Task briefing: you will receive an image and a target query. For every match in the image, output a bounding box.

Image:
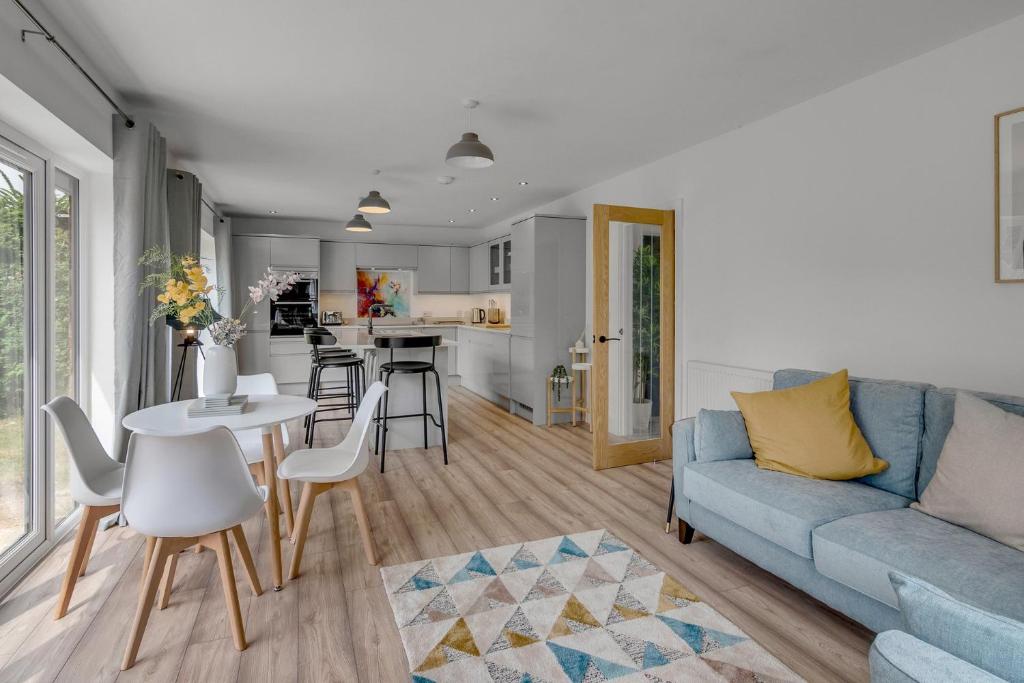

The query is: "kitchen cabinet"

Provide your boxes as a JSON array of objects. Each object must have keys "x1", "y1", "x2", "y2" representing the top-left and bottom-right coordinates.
[
  {"x1": 469, "y1": 243, "x2": 489, "y2": 293},
  {"x1": 320, "y1": 241, "x2": 357, "y2": 291},
  {"x1": 232, "y1": 236, "x2": 271, "y2": 330},
  {"x1": 487, "y1": 234, "x2": 512, "y2": 291},
  {"x1": 509, "y1": 215, "x2": 586, "y2": 425},
  {"x1": 458, "y1": 327, "x2": 510, "y2": 405},
  {"x1": 269, "y1": 237, "x2": 319, "y2": 270},
  {"x1": 450, "y1": 247, "x2": 470, "y2": 293},
  {"x1": 355, "y1": 243, "x2": 418, "y2": 269},
  {"x1": 236, "y1": 330, "x2": 270, "y2": 375},
  {"x1": 416, "y1": 246, "x2": 452, "y2": 293}
]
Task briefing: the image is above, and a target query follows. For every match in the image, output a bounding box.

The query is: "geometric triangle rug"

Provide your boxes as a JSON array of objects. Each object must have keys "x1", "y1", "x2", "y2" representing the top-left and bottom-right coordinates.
[{"x1": 381, "y1": 529, "x2": 804, "y2": 682}]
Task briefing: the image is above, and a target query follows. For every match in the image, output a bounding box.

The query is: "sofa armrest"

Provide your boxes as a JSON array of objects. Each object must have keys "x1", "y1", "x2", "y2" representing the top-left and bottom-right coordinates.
[
  {"x1": 670, "y1": 418, "x2": 696, "y2": 522},
  {"x1": 869, "y1": 631, "x2": 1004, "y2": 683}
]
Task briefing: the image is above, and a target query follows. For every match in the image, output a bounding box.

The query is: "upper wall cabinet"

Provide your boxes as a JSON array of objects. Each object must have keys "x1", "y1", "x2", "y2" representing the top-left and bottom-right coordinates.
[
  {"x1": 355, "y1": 243, "x2": 418, "y2": 269},
  {"x1": 451, "y1": 247, "x2": 470, "y2": 294},
  {"x1": 320, "y1": 241, "x2": 357, "y2": 292},
  {"x1": 469, "y1": 243, "x2": 489, "y2": 293},
  {"x1": 487, "y1": 234, "x2": 512, "y2": 291},
  {"x1": 417, "y1": 246, "x2": 452, "y2": 293},
  {"x1": 269, "y1": 237, "x2": 319, "y2": 270}
]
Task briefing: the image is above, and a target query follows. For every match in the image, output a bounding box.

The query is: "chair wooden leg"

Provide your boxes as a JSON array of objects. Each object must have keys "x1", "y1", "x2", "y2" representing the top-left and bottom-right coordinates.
[
  {"x1": 288, "y1": 482, "x2": 322, "y2": 580},
  {"x1": 78, "y1": 523, "x2": 97, "y2": 578},
  {"x1": 341, "y1": 478, "x2": 378, "y2": 565},
  {"x1": 55, "y1": 505, "x2": 103, "y2": 619},
  {"x1": 139, "y1": 535, "x2": 157, "y2": 601},
  {"x1": 273, "y1": 424, "x2": 295, "y2": 539},
  {"x1": 123, "y1": 537, "x2": 186, "y2": 670},
  {"x1": 157, "y1": 551, "x2": 178, "y2": 610},
  {"x1": 210, "y1": 530, "x2": 246, "y2": 651},
  {"x1": 231, "y1": 525, "x2": 262, "y2": 596}
]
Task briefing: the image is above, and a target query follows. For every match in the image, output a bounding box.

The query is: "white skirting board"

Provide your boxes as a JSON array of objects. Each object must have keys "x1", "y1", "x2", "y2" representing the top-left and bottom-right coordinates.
[{"x1": 684, "y1": 361, "x2": 772, "y2": 417}]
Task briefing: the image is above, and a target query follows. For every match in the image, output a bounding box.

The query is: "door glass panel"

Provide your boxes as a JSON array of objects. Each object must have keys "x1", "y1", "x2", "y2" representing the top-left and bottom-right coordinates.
[
  {"x1": 53, "y1": 172, "x2": 77, "y2": 523},
  {"x1": 0, "y1": 157, "x2": 31, "y2": 554},
  {"x1": 502, "y1": 239, "x2": 511, "y2": 284},
  {"x1": 606, "y1": 221, "x2": 660, "y2": 444}
]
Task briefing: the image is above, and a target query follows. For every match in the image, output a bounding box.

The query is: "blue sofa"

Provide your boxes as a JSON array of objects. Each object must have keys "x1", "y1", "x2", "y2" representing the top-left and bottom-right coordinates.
[{"x1": 671, "y1": 369, "x2": 1024, "y2": 637}]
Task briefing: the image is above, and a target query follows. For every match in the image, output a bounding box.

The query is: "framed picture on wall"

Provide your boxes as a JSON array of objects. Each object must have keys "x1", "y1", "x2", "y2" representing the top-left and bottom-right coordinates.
[{"x1": 995, "y1": 107, "x2": 1024, "y2": 282}]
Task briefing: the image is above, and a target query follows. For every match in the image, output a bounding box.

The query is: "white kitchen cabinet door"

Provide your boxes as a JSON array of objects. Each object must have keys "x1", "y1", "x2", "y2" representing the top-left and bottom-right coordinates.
[
  {"x1": 355, "y1": 243, "x2": 418, "y2": 269},
  {"x1": 450, "y1": 247, "x2": 470, "y2": 293},
  {"x1": 320, "y1": 241, "x2": 357, "y2": 291},
  {"x1": 269, "y1": 237, "x2": 320, "y2": 270},
  {"x1": 469, "y1": 243, "x2": 489, "y2": 293},
  {"x1": 510, "y1": 335, "x2": 534, "y2": 408},
  {"x1": 236, "y1": 330, "x2": 270, "y2": 374},
  {"x1": 232, "y1": 236, "x2": 271, "y2": 330},
  {"x1": 510, "y1": 220, "x2": 534, "y2": 336},
  {"x1": 488, "y1": 332, "x2": 511, "y2": 398},
  {"x1": 416, "y1": 246, "x2": 452, "y2": 293}
]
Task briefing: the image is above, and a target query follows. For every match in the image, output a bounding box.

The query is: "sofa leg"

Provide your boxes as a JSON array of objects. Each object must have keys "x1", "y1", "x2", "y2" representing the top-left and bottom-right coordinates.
[{"x1": 678, "y1": 519, "x2": 694, "y2": 545}]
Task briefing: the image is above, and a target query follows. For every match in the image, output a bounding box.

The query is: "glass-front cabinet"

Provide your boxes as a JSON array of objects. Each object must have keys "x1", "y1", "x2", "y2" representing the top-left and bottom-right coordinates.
[{"x1": 487, "y1": 234, "x2": 512, "y2": 291}]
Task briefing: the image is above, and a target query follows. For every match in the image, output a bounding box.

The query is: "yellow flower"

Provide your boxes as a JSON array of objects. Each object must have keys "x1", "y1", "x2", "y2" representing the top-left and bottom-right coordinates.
[
  {"x1": 179, "y1": 305, "x2": 197, "y2": 324},
  {"x1": 157, "y1": 292, "x2": 170, "y2": 304},
  {"x1": 181, "y1": 256, "x2": 197, "y2": 267},
  {"x1": 194, "y1": 300, "x2": 205, "y2": 311}
]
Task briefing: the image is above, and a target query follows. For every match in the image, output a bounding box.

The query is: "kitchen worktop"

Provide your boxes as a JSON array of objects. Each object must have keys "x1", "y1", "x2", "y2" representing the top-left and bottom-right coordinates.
[{"x1": 323, "y1": 322, "x2": 511, "y2": 335}]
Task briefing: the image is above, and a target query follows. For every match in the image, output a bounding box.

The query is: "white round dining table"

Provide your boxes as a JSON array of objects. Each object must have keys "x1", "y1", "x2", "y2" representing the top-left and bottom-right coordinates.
[{"x1": 123, "y1": 394, "x2": 316, "y2": 590}]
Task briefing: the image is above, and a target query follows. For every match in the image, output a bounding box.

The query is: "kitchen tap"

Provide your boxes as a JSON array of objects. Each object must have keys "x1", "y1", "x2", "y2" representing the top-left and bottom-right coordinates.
[{"x1": 367, "y1": 302, "x2": 393, "y2": 335}]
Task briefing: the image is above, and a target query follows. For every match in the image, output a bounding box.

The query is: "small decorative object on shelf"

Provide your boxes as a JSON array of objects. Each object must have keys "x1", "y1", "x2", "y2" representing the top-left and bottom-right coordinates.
[{"x1": 139, "y1": 248, "x2": 299, "y2": 402}]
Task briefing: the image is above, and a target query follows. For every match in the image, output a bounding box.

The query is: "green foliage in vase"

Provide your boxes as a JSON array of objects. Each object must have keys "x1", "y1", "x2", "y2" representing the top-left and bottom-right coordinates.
[{"x1": 632, "y1": 238, "x2": 660, "y2": 404}]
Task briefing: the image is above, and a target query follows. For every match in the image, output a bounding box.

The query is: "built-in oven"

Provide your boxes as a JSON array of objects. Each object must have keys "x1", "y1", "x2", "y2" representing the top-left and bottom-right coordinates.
[{"x1": 270, "y1": 270, "x2": 319, "y2": 336}]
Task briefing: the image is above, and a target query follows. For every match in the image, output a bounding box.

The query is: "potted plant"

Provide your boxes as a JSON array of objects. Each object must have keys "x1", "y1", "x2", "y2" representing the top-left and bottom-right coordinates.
[
  {"x1": 551, "y1": 364, "x2": 570, "y2": 403},
  {"x1": 139, "y1": 247, "x2": 299, "y2": 395},
  {"x1": 631, "y1": 241, "x2": 659, "y2": 433}
]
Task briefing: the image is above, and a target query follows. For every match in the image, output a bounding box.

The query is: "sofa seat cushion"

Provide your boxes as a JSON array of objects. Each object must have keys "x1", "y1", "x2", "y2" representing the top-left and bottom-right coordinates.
[
  {"x1": 812, "y1": 508, "x2": 1024, "y2": 622},
  {"x1": 682, "y1": 459, "x2": 911, "y2": 559}
]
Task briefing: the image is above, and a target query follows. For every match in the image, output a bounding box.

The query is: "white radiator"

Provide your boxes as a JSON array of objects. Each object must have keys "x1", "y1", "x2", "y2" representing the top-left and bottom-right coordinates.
[{"x1": 684, "y1": 361, "x2": 773, "y2": 416}]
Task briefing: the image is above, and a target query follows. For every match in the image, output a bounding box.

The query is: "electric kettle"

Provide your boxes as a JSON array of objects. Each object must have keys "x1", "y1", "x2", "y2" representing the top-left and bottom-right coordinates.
[{"x1": 470, "y1": 308, "x2": 486, "y2": 324}]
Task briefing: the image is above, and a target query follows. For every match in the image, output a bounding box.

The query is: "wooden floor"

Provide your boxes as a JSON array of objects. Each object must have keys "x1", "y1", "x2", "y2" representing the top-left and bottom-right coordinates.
[{"x1": 0, "y1": 387, "x2": 873, "y2": 682}]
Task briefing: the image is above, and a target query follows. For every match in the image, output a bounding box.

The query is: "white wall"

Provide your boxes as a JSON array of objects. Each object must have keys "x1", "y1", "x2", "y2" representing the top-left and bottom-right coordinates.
[{"x1": 483, "y1": 14, "x2": 1024, "y2": 398}]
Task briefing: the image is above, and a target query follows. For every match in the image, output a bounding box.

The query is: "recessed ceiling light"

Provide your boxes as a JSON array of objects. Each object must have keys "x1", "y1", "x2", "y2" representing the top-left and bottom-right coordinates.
[
  {"x1": 490, "y1": 196, "x2": 499, "y2": 201},
  {"x1": 269, "y1": 210, "x2": 279, "y2": 214},
  {"x1": 518, "y1": 181, "x2": 528, "y2": 186},
  {"x1": 468, "y1": 208, "x2": 476, "y2": 213},
  {"x1": 437, "y1": 175, "x2": 455, "y2": 185},
  {"x1": 449, "y1": 219, "x2": 455, "y2": 223}
]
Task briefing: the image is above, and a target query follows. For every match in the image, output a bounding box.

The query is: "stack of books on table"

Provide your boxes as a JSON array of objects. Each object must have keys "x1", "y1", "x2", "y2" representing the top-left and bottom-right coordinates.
[{"x1": 187, "y1": 394, "x2": 248, "y2": 418}]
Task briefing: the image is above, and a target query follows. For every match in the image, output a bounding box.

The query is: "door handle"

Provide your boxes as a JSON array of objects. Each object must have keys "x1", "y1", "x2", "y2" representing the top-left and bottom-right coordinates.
[{"x1": 597, "y1": 335, "x2": 620, "y2": 343}]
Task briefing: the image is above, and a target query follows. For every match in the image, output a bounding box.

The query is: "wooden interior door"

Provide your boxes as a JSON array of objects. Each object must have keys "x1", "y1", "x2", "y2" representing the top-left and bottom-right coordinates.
[{"x1": 592, "y1": 205, "x2": 675, "y2": 469}]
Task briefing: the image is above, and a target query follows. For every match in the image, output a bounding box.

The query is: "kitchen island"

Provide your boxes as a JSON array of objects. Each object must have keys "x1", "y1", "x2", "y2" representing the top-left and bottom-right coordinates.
[{"x1": 328, "y1": 329, "x2": 452, "y2": 450}]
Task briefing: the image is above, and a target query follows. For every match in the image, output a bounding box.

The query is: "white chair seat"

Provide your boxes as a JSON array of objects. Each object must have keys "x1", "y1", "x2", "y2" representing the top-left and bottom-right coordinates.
[
  {"x1": 277, "y1": 446, "x2": 360, "y2": 484},
  {"x1": 77, "y1": 466, "x2": 125, "y2": 507}
]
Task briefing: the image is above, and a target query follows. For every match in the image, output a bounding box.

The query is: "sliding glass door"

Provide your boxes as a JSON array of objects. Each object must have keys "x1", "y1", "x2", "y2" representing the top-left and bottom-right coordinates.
[
  {"x1": 0, "y1": 139, "x2": 45, "y2": 570},
  {"x1": 0, "y1": 133, "x2": 81, "y2": 589}
]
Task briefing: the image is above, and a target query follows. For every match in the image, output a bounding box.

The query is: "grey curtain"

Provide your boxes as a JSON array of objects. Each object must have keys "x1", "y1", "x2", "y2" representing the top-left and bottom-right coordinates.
[
  {"x1": 214, "y1": 216, "x2": 233, "y2": 317},
  {"x1": 112, "y1": 118, "x2": 170, "y2": 461},
  {"x1": 166, "y1": 170, "x2": 203, "y2": 399}
]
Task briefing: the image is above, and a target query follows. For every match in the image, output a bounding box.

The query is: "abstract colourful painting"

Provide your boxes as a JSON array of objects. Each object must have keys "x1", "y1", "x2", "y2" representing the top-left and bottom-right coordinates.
[{"x1": 357, "y1": 269, "x2": 411, "y2": 317}]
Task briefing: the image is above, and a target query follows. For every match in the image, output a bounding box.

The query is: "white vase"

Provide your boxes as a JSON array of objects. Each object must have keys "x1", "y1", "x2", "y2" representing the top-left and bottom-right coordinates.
[{"x1": 203, "y1": 344, "x2": 238, "y2": 396}]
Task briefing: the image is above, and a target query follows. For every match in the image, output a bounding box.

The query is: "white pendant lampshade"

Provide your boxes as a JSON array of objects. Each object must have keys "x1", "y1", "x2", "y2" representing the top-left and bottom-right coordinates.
[
  {"x1": 357, "y1": 190, "x2": 391, "y2": 214},
  {"x1": 345, "y1": 214, "x2": 372, "y2": 232},
  {"x1": 445, "y1": 132, "x2": 494, "y2": 169}
]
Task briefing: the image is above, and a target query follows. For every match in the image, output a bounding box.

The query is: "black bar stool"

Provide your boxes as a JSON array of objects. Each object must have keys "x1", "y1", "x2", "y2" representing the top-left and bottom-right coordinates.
[
  {"x1": 304, "y1": 328, "x2": 365, "y2": 446},
  {"x1": 373, "y1": 334, "x2": 448, "y2": 472}
]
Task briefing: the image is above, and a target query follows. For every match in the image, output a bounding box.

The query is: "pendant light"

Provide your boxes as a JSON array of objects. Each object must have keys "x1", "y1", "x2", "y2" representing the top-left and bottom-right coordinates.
[
  {"x1": 357, "y1": 190, "x2": 391, "y2": 214},
  {"x1": 445, "y1": 99, "x2": 494, "y2": 169},
  {"x1": 345, "y1": 214, "x2": 372, "y2": 232}
]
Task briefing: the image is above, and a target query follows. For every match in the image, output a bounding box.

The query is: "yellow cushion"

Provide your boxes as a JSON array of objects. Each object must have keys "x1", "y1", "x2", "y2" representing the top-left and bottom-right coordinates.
[{"x1": 731, "y1": 369, "x2": 888, "y2": 480}]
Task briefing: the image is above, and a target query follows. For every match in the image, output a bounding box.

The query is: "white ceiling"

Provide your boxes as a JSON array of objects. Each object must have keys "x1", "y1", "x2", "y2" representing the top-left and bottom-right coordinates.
[{"x1": 40, "y1": 0, "x2": 1024, "y2": 230}]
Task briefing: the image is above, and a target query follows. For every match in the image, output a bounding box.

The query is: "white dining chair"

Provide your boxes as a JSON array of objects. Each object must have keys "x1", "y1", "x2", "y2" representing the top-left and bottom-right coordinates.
[
  {"x1": 120, "y1": 426, "x2": 265, "y2": 670},
  {"x1": 277, "y1": 382, "x2": 387, "y2": 580},
  {"x1": 225, "y1": 373, "x2": 296, "y2": 536},
  {"x1": 41, "y1": 396, "x2": 124, "y2": 620}
]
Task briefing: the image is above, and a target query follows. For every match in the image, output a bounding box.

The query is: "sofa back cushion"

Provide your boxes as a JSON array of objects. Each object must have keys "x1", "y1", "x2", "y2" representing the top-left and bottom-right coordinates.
[
  {"x1": 922, "y1": 387, "x2": 1024, "y2": 496},
  {"x1": 694, "y1": 409, "x2": 753, "y2": 462},
  {"x1": 773, "y1": 369, "x2": 930, "y2": 498}
]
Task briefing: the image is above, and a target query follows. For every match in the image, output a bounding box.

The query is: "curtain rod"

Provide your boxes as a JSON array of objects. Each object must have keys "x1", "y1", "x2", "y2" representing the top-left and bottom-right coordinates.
[{"x1": 10, "y1": 0, "x2": 134, "y2": 128}]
